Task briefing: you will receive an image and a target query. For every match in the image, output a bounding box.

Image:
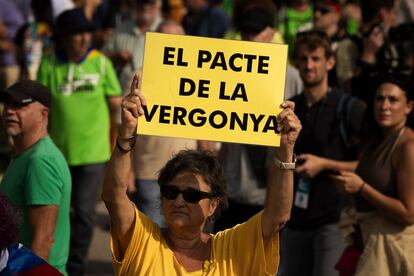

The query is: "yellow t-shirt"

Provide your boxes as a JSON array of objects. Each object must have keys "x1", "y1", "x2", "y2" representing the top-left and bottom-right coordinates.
[{"x1": 110, "y1": 208, "x2": 279, "y2": 275}]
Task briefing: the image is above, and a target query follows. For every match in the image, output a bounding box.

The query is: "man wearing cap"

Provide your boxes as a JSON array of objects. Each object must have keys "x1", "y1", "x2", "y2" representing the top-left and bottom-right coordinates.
[
  {"x1": 36, "y1": 8, "x2": 121, "y2": 276},
  {"x1": 0, "y1": 80, "x2": 71, "y2": 276},
  {"x1": 312, "y1": 0, "x2": 347, "y2": 88}
]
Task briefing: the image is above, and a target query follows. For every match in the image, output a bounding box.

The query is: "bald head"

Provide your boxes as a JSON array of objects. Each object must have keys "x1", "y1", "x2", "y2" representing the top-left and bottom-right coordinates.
[{"x1": 157, "y1": 20, "x2": 185, "y2": 35}]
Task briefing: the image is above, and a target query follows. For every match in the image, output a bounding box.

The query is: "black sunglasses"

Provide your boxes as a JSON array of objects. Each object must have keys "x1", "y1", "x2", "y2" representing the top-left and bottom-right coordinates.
[
  {"x1": 314, "y1": 5, "x2": 331, "y2": 15},
  {"x1": 160, "y1": 185, "x2": 214, "y2": 204}
]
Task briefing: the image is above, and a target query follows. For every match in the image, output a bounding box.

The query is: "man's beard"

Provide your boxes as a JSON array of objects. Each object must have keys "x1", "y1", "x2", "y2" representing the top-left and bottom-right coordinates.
[
  {"x1": 5, "y1": 127, "x2": 22, "y2": 137},
  {"x1": 303, "y1": 75, "x2": 324, "y2": 88}
]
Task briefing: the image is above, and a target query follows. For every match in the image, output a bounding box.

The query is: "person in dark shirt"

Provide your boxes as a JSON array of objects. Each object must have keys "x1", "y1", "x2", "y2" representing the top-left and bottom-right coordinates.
[
  {"x1": 182, "y1": 0, "x2": 229, "y2": 38},
  {"x1": 336, "y1": 0, "x2": 399, "y2": 97},
  {"x1": 279, "y1": 30, "x2": 365, "y2": 276}
]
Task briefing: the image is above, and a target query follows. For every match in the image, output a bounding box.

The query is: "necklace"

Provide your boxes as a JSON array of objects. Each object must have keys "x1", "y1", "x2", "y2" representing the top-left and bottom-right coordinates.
[{"x1": 163, "y1": 229, "x2": 212, "y2": 273}]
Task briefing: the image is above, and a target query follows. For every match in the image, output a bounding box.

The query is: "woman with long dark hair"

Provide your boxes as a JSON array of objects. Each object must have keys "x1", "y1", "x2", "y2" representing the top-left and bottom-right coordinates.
[{"x1": 333, "y1": 72, "x2": 414, "y2": 275}]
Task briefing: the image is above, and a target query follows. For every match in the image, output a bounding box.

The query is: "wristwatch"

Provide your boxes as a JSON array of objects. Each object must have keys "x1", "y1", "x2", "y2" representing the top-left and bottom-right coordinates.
[{"x1": 274, "y1": 154, "x2": 296, "y2": 170}]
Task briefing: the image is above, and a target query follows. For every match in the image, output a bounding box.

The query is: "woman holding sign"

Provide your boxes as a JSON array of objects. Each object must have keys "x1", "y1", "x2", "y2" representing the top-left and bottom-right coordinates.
[{"x1": 102, "y1": 73, "x2": 302, "y2": 275}]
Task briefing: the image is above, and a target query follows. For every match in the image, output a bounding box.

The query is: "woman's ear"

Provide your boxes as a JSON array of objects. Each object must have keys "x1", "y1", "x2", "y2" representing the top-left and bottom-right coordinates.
[
  {"x1": 208, "y1": 199, "x2": 220, "y2": 217},
  {"x1": 405, "y1": 100, "x2": 413, "y2": 115}
]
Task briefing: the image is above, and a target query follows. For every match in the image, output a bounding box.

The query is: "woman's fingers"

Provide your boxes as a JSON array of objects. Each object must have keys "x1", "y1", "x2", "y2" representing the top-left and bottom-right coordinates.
[
  {"x1": 136, "y1": 90, "x2": 146, "y2": 108},
  {"x1": 330, "y1": 175, "x2": 351, "y2": 193},
  {"x1": 129, "y1": 72, "x2": 146, "y2": 104},
  {"x1": 277, "y1": 101, "x2": 296, "y2": 124},
  {"x1": 330, "y1": 174, "x2": 344, "y2": 182},
  {"x1": 125, "y1": 72, "x2": 146, "y2": 116},
  {"x1": 122, "y1": 100, "x2": 140, "y2": 118},
  {"x1": 130, "y1": 72, "x2": 140, "y2": 95},
  {"x1": 278, "y1": 109, "x2": 300, "y2": 133},
  {"x1": 280, "y1": 100, "x2": 295, "y2": 111}
]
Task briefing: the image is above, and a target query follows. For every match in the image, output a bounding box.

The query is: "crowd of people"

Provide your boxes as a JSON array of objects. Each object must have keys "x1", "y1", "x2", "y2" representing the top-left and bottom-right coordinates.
[{"x1": 0, "y1": 0, "x2": 414, "y2": 275}]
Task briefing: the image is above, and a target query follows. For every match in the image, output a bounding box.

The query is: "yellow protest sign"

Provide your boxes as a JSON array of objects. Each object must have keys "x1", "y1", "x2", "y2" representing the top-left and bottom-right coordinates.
[{"x1": 138, "y1": 32, "x2": 288, "y2": 146}]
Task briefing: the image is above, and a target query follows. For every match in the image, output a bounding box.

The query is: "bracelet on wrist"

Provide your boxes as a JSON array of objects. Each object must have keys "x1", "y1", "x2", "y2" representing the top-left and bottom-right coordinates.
[
  {"x1": 116, "y1": 136, "x2": 136, "y2": 153},
  {"x1": 118, "y1": 131, "x2": 136, "y2": 141},
  {"x1": 357, "y1": 181, "x2": 366, "y2": 196},
  {"x1": 274, "y1": 154, "x2": 296, "y2": 170}
]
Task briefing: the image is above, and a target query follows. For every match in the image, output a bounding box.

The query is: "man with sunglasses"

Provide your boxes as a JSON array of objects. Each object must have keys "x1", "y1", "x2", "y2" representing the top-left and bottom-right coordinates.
[
  {"x1": 313, "y1": 0, "x2": 347, "y2": 50},
  {"x1": 311, "y1": 0, "x2": 347, "y2": 88},
  {"x1": 0, "y1": 80, "x2": 71, "y2": 275},
  {"x1": 101, "y1": 73, "x2": 302, "y2": 275}
]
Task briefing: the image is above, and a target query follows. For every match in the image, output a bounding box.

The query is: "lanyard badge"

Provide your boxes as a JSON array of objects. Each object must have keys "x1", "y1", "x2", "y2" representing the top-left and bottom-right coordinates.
[{"x1": 294, "y1": 176, "x2": 311, "y2": 209}]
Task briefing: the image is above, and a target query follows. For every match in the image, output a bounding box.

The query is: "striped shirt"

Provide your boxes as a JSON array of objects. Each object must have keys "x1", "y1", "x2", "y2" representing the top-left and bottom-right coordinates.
[{"x1": 103, "y1": 17, "x2": 162, "y2": 89}]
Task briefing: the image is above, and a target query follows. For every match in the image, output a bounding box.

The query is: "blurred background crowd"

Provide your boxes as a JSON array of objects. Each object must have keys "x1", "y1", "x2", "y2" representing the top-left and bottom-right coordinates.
[{"x1": 1, "y1": 0, "x2": 414, "y2": 275}]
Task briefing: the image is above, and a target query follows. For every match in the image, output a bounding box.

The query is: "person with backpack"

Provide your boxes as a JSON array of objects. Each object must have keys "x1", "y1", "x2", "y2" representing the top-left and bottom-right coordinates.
[{"x1": 278, "y1": 30, "x2": 365, "y2": 276}]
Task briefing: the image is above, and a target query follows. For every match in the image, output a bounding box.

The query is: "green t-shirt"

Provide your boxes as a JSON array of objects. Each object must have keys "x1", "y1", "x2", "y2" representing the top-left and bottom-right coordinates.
[
  {"x1": 0, "y1": 136, "x2": 71, "y2": 275},
  {"x1": 278, "y1": 6, "x2": 313, "y2": 58},
  {"x1": 37, "y1": 49, "x2": 121, "y2": 165}
]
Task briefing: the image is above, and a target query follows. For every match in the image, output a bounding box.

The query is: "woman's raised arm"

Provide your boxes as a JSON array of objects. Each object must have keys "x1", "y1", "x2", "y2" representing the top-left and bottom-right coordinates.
[
  {"x1": 102, "y1": 73, "x2": 146, "y2": 255},
  {"x1": 262, "y1": 101, "x2": 301, "y2": 242}
]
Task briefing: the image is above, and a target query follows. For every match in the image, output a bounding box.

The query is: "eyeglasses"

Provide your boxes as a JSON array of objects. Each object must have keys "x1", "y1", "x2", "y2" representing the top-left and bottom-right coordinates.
[{"x1": 160, "y1": 185, "x2": 214, "y2": 204}]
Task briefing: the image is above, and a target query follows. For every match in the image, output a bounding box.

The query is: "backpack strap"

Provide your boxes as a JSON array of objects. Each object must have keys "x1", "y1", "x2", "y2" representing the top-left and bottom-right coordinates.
[{"x1": 336, "y1": 93, "x2": 358, "y2": 149}]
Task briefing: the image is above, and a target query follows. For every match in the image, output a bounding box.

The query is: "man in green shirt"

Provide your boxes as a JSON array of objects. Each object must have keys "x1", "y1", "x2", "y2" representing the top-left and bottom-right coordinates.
[
  {"x1": 277, "y1": 0, "x2": 313, "y2": 58},
  {"x1": 0, "y1": 80, "x2": 71, "y2": 276}
]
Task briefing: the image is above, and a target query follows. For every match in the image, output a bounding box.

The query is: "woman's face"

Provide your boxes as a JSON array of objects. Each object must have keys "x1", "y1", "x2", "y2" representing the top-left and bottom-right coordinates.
[
  {"x1": 374, "y1": 83, "x2": 413, "y2": 131},
  {"x1": 161, "y1": 172, "x2": 219, "y2": 231}
]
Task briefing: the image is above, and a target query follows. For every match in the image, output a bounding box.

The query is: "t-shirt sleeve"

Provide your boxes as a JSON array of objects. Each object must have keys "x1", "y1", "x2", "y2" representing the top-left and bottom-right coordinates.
[
  {"x1": 110, "y1": 206, "x2": 160, "y2": 274},
  {"x1": 213, "y1": 211, "x2": 280, "y2": 275},
  {"x1": 24, "y1": 155, "x2": 64, "y2": 205},
  {"x1": 102, "y1": 56, "x2": 121, "y2": 97}
]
